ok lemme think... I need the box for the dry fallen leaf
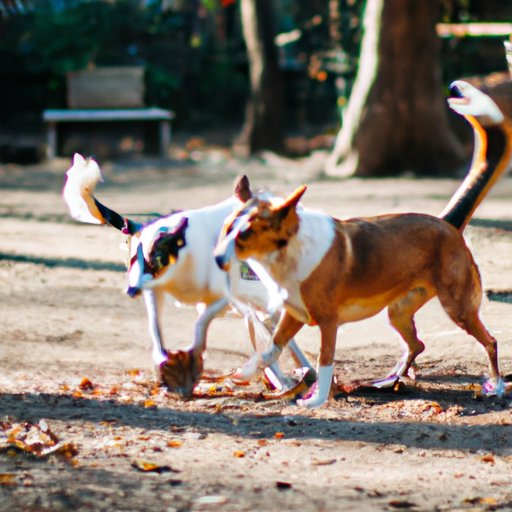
[388,499,416,509]
[149,386,160,396]
[108,385,120,396]
[233,450,246,458]
[335,381,361,394]
[467,383,483,398]
[0,420,78,464]
[0,473,18,486]
[311,458,337,466]
[166,440,183,448]
[131,459,179,474]
[421,401,443,414]
[481,454,495,464]
[78,377,95,391]
[464,496,498,506]
[193,495,227,506]
[126,368,142,378]
[274,432,285,440]
[41,442,79,463]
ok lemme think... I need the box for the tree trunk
[326,0,465,177]
[236,0,284,154]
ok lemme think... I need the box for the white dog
[63,154,312,395]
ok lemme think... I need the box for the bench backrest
[66,67,145,109]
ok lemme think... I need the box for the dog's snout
[215,254,227,271]
[214,236,235,271]
[126,286,141,298]
[449,83,463,99]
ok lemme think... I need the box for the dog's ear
[150,217,188,270]
[273,185,307,219]
[73,153,86,166]
[285,185,307,207]
[234,174,252,202]
[274,185,307,224]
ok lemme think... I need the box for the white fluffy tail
[63,153,105,225]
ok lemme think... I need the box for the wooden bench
[42,107,174,159]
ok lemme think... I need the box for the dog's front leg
[142,289,168,368]
[297,320,337,409]
[243,312,290,390]
[188,298,229,355]
[236,311,304,380]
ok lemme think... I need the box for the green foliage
[0,0,247,126]
[2,2,140,74]
[1,0,510,131]
[194,52,247,125]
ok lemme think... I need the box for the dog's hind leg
[456,313,501,385]
[437,275,503,395]
[143,289,168,368]
[375,287,433,388]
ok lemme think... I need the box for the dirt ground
[1,148,512,512]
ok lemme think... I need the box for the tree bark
[236,0,284,154]
[326,0,465,177]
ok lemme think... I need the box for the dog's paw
[372,375,400,389]
[296,394,327,409]
[295,382,328,409]
[482,376,506,397]
[159,349,204,397]
[232,353,261,381]
[406,362,420,380]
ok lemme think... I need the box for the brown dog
[215,80,512,408]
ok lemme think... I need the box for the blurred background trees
[236,0,284,154]
[0,0,510,171]
[326,0,466,177]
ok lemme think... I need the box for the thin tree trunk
[326,0,465,177]
[236,0,284,154]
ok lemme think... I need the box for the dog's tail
[440,80,512,231]
[504,40,512,77]
[63,153,140,234]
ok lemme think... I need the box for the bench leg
[159,120,171,158]
[45,122,57,159]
